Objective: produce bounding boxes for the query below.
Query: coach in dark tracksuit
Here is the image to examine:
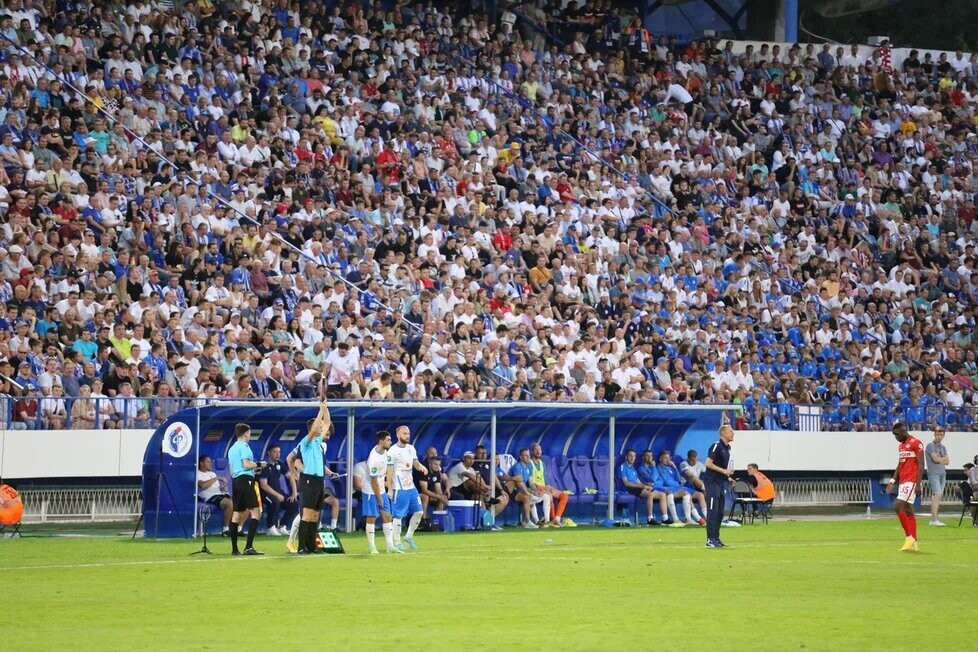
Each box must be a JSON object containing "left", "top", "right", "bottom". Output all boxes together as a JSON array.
[{"left": 704, "top": 424, "right": 735, "bottom": 548}]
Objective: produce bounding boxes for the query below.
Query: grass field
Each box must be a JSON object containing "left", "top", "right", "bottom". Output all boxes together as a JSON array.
[{"left": 2, "top": 518, "right": 976, "bottom": 651}]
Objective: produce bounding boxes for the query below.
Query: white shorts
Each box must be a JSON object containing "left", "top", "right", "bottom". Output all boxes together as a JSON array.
[{"left": 896, "top": 482, "right": 916, "bottom": 503}]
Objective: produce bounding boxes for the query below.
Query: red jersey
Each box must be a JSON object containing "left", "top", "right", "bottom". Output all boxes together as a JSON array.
[{"left": 897, "top": 436, "right": 924, "bottom": 483}]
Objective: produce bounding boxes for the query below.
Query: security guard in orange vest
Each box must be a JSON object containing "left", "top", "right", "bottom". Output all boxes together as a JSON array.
[{"left": 746, "top": 464, "right": 776, "bottom": 502}]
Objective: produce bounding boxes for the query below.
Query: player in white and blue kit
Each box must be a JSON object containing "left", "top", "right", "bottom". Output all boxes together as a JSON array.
[
  {"left": 386, "top": 425, "right": 428, "bottom": 550},
  {"left": 363, "top": 430, "right": 398, "bottom": 554}
]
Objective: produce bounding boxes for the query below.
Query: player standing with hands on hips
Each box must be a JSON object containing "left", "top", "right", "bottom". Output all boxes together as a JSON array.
[
  {"left": 704, "top": 424, "right": 735, "bottom": 548},
  {"left": 887, "top": 422, "right": 924, "bottom": 552},
  {"left": 228, "top": 423, "right": 266, "bottom": 556}
]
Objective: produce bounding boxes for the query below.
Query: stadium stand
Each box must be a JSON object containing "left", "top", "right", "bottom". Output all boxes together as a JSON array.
[{"left": 0, "top": 0, "right": 975, "bottom": 434}]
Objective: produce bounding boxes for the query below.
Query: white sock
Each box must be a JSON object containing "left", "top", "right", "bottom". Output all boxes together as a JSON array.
[
  {"left": 288, "top": 514, "right": 301, "bottom": 545},
  {"left": 667, "top": 494, "right": 679, "bottom": 522},
  {"left": 542, "top": 494, "right": 552, "bottom": 522},
  {"left": 330, "top": 518, "right": 338, "bottom": 530},
  {"left": 365, "top": 522, "right": 376, "bottom": 550},
  {"left": 682, "top": 495, "right": 693, "bottom": 521},
  {"left": 391, "top": 518, "right": 402, "bottom": 544},
  {"left": 406, "top": 511, "right": 422, "bottom": 538},
  {"left": 689, "top": 503, "right": 702, "bottom": 522},
  {"left": 382, "top": 522, "right": 394, "bottom": 549}
]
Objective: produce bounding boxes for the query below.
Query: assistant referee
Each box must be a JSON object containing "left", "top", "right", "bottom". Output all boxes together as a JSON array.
[
  {"left": 704, "top": 424, "right": 735, "bottom": 548},
  {"left": 228, "top": 422, "right": 265, "bottom": 556},
  {"left": 292, "top": 399, "right": 333, "bottom": 554}
]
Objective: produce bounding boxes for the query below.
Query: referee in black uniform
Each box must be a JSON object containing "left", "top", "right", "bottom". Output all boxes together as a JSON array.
[{"left": 704, "top": 424, "right": 735, "bottom": 548}]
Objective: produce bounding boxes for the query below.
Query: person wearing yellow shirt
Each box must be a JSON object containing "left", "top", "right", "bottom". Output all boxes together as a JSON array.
[
  {"left": 231, "top": 123, "right": 250, "bottom": 144},
  {"left": 366, "top": 372, "right": 394, "bottom": 399},
  {"left": 496, "top": 142, "right": 521, "bottom": 166},
  {"left": 319, "top": 114, "right": 343, "bottom": 146},
  {"left": 242, "top": 224, "right": 261, "bottom": 252},
  {"left": 529, "top": 443, "right": 568, "bottom": 526},
  {"left": 85, "top": 89, "right": 105, "bottom": 112},
  {"left": 521, "top": 75, "right": 539, "bottom": 102},
  {"left": 109, "top": 323, "right": 133, "bottom": 361}
]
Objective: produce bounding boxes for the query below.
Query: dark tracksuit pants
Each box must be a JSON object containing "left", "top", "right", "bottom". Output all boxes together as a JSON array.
[
  {"left": 705, "top": 480, "right": 725, "bottom": 541},
  {"left": 265, "top": 493, "right": 298, "bottom": 529}
]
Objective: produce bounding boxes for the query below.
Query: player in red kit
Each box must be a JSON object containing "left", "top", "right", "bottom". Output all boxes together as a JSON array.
[{"left": 886, "top": 422, "right": 924, "bottom": 552}]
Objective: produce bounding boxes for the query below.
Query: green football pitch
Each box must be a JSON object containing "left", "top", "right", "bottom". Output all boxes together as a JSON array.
[{"left": 2, "top": 519, "right": 975, "bottom": 651}]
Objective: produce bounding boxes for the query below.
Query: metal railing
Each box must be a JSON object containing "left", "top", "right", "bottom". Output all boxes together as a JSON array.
[
  {"left": 735, "top": 402, "right": 978, "bottom": 432},
  {"left": 917, "top": 479, "right": 962, "bottom": 504},
  {"left": 1, "top": 396, "right": 976, "bottom": 432},
  {"left": 775, "top": 478, "right": 874, "bottom": 506},
  {"left": 0, "top": 396, "right": 185, "bottom": 431},
  {"left": 19, "top": 486, "right": 141, "bottom": 523}
]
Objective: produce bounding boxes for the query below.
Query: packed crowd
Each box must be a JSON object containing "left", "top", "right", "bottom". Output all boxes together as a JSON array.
[{"left": 0, "top": 0, "right": 975, "bottom": 432}]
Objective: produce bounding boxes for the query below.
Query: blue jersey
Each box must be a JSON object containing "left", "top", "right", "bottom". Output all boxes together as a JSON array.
[
  {"left": 637, "top": 463, "right": 656, "bottom": 485},
  {"left": 297, "top": 435, "right": 325, "bottom": 477},
  {"left": 511, "top": 460, "right": 533, "bottom": 485},
  {"left": 654, "top": 464, "right": 682, "bottom": 492},
  {"left": 619, "top": 462, "right": 640, "bottom": 485},
  {"left": 228, "top": 440, "right": 254, "bottom": 478}
]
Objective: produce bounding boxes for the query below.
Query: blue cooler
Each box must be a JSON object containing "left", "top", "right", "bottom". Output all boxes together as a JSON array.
[
  {"left": 430, "top": 510, "right": 453, "bottom": 533},
  {"left": 447, "top": 500, "right": 479, "bottom": 531}
]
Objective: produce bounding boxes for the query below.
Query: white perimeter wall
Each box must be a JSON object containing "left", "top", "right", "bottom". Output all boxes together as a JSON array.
[
  {"left": 0, "top": 429, "right": 154, "bottom": 479},
  {"left": 731, "top": 430, "right": 978, "bottom": 472},
  {"left": 0, "top": 428, "right": 976, "bottom": 479}
]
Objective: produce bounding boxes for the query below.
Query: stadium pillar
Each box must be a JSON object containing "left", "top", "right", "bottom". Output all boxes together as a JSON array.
[
  {"left": 607, "top": 412, "right": 616, "bottom": 522},
  {"left": 489, "top": 409, "right": 497, "bottom": 502},
  {"left": 344, "top": 408, "right": 355, "bottom": 533},
  {"left": 783, "top": 0, "right": 798, "bottom": 41}
]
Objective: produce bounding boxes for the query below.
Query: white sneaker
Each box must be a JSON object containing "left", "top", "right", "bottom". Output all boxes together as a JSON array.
[
  {"left": 930, "top": 520, "right": 946, "bottom": 527},
  {"left": 267, "top": 526, "right": 281, "bottom": 536},
  {"left": 523, "top": 521, "right": 538, "bottom": 529}
]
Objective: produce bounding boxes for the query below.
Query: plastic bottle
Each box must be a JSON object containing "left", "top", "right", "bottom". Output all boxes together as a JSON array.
[
  {"left": 444, "top": 509, "right": 455, "bottom": 534},
  {"left": 866, "top": 505, "right": 872, "bottom": 519}
]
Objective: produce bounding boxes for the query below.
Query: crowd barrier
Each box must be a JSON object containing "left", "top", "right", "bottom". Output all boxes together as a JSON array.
[
  {"left": 2, "top": 402, "right": 975, "bottom": 482},
  {"left": 0, "top": 396, "right": 974, "bottom": 434}
]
